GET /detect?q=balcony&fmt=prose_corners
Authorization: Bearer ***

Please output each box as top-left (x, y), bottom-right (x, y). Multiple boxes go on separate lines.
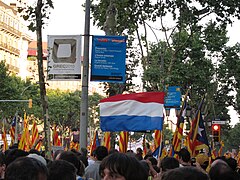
top-left (0, 42), bottom-right (20, 56)
top-left (0, 21), bottom-right (21, 38)
top-left (7, 63), bottom-right (19, 74)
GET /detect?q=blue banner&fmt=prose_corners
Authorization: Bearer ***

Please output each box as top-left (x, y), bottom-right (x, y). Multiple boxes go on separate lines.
top-left (164, 86), bottom-right (181, 108)
top-left (91, 35), bottom-right (127, 83)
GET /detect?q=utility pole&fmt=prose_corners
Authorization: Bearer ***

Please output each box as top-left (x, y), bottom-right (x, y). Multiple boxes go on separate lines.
top-left (80, 0), bottom-right (91, 149)
top-left (103, 0), bottom-right (119, 149)
top-left (36, 0), bottom-right (51, 159)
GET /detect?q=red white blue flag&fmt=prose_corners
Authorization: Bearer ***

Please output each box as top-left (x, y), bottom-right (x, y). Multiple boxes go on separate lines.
top-left (100, 92), bottom-right (165, 132)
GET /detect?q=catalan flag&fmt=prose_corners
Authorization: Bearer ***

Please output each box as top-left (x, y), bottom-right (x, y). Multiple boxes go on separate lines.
top-left (119, 131), bottom-right (129, 153)
top-left (152, 130), bottom-right (164, 158)
top-left (31, 120), bottom-right (39, 148)
top-left (153, 130), bottom-right (162, 151)
top-left (52, 125), bottom-right (61, 146)
top-left (10, 116), bottom-right (16, 144)
top-left (18, 113), bottom-right (30, 151)
top-left (169, 90), bottom-right (188, 157)
top-left (103, 132), bottom-right (111, 151)
top-left (186, 97), bottom-right (210, 157)
top-left (218, 141), bottom-right (224, 157)
top-left (2, 126), bottom-right (8, 151)
top-left (35, 139), bottom-right (43, 151)
top-left (89, 131), bottom-right (100, 155)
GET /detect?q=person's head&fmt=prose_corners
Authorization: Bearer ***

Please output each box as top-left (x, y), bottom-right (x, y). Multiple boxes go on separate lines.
top-left (57, 151), bottom-right (81, 176)
top-left (27, 153), bottom-right (47, 166)
top-left (160, 157), bottom-right (179, 172)
top-left (162, 166), bottom-right (209, 180)
top-left (225, 157), bottom-right (238, 171)
top-left (47, 160), bottom-right (76, 180)
top-left (5, 156), bottom-right (48, 180)
top-left (99, 153), bottom-right (148, 180)
top-left (147, 157), bottom-right (158, 166)
top-left (29, 149), bottom-right (41, 156)
top-left (95, 146), bottom-right (108, 161)
top-left (209, 159), bottom-right (239, 180)
top-left (53, 149), bottom-right (64, 160)
top-left (5, 149), bottom-right (29, 167)
top-left (136, 148), bottom-right (143, 155)
top-left (80, 147), bottom-right (88, 157)
top-left (177, 148), bottom-right (191, 163)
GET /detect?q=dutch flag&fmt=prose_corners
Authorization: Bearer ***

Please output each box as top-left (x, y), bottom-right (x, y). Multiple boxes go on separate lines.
top-left (100, 92), bottom-right (165, 132)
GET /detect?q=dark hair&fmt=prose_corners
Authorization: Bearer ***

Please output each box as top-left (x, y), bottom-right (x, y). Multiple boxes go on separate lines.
top-left (226, 157), bottom-right (238, 171)
top-left (160, 157), bottom-right (179, 172)
top-left (177, 148), bottom-right (190, 162)
top-left (0, 152), bottom-right (5, 165)
top-left (147, 157), bottom-right (158, 166)
top-left (5, 149), bottom-right (29, 167)
top-left (209, 161), bottom-right (240, 180)
top-left (47, 160), bottom-right (76, 180)
top-left (29, 149), bottom-right (41, 155)
top-left (5, 156), bottom-right (48, 180)
top-left (95, 146), bottom-right (108, 161)
top-left (99, 153), bottom-right (148, 180)
top-left (53, 149), bottom-right (64, 160)
top-left (162, 166), bottom-right (209, 180)
top-left (58, 151), bottom-right (81, 176)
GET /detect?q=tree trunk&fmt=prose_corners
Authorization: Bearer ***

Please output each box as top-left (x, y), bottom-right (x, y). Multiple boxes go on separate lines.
top-left (36, 0), bottom-right (51, 159)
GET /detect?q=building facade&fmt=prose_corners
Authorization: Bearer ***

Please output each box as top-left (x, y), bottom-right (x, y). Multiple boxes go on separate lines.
top-left (0, 1), bottom-right (105, 95)
top-left (0, 1), bottom-right (32, 78)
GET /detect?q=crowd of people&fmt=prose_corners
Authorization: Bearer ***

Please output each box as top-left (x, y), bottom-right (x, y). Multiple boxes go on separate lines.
top-left (0, 144), bottom-right (239, 180)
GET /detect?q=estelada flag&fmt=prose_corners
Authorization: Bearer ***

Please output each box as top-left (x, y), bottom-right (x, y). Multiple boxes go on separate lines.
top-left (100, 92), bottom-right (164, 132)
top-left (89, 131), bottom-right (100, 155)
top-left (187, 97), bottom-right (210, 157)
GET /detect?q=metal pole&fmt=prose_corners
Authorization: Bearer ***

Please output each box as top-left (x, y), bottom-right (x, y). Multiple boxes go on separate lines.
top-left (14, 111), bottom-right (18, 144)
top-left (80, 0), bottom-right (91, 149)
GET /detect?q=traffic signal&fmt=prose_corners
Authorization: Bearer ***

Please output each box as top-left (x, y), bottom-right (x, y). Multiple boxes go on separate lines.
top-left (212, 124), bottom-right (220, 142)
top-left (28, 99), bottom-right (32, 108)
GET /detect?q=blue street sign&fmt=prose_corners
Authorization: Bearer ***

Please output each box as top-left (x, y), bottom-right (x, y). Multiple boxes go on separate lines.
top-left (91, 35), bottom-right (127, 83)
top-left (164, 86), bottom-right (181, 108)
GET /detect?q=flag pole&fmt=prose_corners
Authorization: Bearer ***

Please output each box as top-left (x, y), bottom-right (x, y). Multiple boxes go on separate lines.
top-left (158, 130), bottom-right (163, 158)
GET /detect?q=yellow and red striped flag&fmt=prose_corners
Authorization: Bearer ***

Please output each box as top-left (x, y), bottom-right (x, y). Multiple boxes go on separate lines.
top-left (18, 113), bottom-right (30, 151)
top-left (119, 131), bottom-right (129, 153)
top-left (70, 141), bottom-right (79, 151)
top-left (170, 90), bottom-right (189, 157)
top-left (9, 117), bottom-right (16, 144)
top-left (2, 127), bottom-right (8, 151)
top-left (103, 132), bottom-right (111, 151)
top-left (218, 141), bottom-right (224, 157)
top-left (35, 140), bottom-right (43, 151)
top-left (142, 133), bottom-right (147, 157)
top-left (31, 121), bottom-right (39, 148)
top-left (52, 125), bottom-right (61, 146)
top-left (89, 131), bottom-right (100, 155)
top-left (154, 130), bottom-right (161, 150)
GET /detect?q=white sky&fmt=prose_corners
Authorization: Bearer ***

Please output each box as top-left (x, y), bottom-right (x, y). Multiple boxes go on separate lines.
top-left (43, 0), bottom-right (240, 126)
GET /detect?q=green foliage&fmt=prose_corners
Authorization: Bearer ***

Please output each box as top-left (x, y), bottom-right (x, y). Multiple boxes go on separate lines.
top-left (223, 123), bottom-right (240, 150)
top-left (17, 0), bottom-right (54, 31)
top-left (90, 0), bottom-right (240, 144)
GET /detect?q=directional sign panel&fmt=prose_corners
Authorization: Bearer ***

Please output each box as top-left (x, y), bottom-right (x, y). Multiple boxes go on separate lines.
top-left (91, 35), bottom-right (127, 83)
top-left (164, 86), bottom-right (181, 108)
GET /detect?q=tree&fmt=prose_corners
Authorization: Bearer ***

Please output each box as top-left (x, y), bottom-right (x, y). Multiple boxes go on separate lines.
top-left (90, 0), bottom-right (240, 144)
top-left (17, 0), bottom-right (54, 158)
